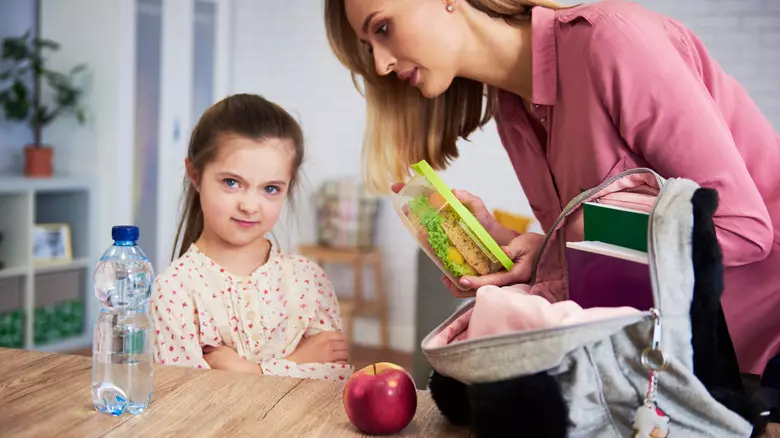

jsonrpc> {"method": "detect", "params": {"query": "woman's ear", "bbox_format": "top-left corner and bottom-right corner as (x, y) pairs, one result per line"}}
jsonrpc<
(185, 158), (200, 192)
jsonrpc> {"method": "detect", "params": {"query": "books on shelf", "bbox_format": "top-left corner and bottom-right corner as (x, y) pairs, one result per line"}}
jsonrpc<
(567, 201), (652, 310)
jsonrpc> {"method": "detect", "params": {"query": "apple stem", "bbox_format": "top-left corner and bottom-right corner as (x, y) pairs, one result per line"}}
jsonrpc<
(372, 363), (376, 374)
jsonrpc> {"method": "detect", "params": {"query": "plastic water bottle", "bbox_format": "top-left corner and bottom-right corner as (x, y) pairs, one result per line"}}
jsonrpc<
(91, 226), (155, 416)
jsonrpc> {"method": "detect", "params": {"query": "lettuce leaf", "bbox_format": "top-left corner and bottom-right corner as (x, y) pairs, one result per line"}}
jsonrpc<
(408, 194), (475, 277)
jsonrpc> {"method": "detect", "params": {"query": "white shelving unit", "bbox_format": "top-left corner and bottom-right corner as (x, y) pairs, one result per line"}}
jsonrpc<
(0, 177), (97, 352)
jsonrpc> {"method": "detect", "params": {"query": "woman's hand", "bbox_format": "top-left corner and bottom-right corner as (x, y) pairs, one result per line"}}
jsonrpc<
(451, 189), (520, 246)
(392, 183), (538, 294)
(286, 331), (349, 365)
(202, 345), (263, 375)
(441, 275), (478, 299)
(460, 232), (545, 289)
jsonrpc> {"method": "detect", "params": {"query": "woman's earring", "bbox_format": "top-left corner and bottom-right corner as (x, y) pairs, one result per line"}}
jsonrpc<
(446, 3), (455, 12)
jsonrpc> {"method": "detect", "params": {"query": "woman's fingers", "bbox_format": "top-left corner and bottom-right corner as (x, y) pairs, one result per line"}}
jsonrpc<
(461, 268), (525, 289)
(452, 189), (484, 211)
(460, 233), (542, 288)
(442, 275), (477, 299)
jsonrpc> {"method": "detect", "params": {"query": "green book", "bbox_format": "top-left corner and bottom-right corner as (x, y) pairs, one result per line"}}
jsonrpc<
(582, 202), (649, 252)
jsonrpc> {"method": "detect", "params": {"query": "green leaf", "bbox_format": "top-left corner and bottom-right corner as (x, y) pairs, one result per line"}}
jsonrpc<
(0, 31), (89, 129)
(33, 37), (60, 51)
(1, 80), (30, 121)
(70, 64), (87, 75)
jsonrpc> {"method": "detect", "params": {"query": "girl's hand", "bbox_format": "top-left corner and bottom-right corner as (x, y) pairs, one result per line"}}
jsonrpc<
(458, 232), (545, 290)
(286, 331), (349, 365)
(203, 345), (263, 374)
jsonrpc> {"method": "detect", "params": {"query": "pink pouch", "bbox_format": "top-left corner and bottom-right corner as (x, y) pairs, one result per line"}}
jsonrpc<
(427, 284), (640, 347)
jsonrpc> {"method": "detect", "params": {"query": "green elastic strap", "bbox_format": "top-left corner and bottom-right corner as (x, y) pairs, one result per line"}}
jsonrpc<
(411, 160), (514, 271)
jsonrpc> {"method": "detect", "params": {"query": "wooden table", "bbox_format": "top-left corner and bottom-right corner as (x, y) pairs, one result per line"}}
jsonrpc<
(0, 348), (471, 437)
(2, 349), (777, 438)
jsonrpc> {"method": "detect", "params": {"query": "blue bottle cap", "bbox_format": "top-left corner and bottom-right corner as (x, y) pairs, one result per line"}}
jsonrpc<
(112, 225), (140, 242)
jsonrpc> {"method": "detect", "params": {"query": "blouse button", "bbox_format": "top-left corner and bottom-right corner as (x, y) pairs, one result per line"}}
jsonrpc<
(540, 117), (547, 124)
(533, 104), (540, 109)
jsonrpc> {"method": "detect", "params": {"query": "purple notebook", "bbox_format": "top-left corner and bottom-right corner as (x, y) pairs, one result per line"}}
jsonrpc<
(565, 241), (653, 310)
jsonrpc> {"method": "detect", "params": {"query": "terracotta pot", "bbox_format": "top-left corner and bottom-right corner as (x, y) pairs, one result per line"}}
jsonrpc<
(24, 145), (54, 178)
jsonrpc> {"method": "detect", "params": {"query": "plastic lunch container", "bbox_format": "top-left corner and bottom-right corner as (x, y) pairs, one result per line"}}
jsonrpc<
(393, 160), (514, 290)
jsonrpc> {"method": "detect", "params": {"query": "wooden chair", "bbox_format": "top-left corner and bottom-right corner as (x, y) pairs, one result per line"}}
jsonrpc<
(297, 245), (389, 349)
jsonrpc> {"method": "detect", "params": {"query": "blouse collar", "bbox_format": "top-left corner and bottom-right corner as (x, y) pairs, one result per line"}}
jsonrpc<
(186, 239), (283, 282)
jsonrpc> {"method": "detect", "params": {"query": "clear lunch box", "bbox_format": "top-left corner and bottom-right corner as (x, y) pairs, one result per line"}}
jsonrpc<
(393, 160), (514, 290)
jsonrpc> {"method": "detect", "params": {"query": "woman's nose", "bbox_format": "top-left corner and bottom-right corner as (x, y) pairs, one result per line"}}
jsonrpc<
(372, 45), (397, 76)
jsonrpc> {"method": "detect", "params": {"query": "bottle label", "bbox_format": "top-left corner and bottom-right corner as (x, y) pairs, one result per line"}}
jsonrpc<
(123, 329), (147, 355)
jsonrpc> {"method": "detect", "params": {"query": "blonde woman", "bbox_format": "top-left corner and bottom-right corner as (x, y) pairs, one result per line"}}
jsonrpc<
(324, 0), (780, 381)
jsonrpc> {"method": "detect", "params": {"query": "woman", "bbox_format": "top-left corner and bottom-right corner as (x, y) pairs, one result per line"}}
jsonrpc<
(324, 0), (780, 380)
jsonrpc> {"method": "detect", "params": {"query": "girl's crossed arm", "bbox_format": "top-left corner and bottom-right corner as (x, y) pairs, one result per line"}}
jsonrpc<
(259, 258), (353, 380)
(149, 277), (210, 369)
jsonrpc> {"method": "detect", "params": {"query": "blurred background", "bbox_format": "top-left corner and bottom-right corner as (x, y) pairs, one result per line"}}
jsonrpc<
(0, 0), (777, 389)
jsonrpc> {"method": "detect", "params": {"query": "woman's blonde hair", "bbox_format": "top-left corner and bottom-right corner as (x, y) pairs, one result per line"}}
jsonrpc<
(325, 0), (566, 192)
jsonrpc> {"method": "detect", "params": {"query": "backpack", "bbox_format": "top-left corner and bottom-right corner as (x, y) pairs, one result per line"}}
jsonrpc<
(422, 170), (765, 437)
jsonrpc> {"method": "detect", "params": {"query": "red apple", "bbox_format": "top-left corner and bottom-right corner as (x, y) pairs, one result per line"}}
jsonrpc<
(343, 362), (417, 435)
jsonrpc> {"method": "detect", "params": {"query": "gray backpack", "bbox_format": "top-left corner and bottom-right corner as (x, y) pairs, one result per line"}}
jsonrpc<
(421, 176), (755, 437)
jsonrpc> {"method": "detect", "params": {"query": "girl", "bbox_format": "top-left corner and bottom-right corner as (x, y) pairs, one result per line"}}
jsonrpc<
(151, 93), (352, 381)
(323, 0), (780, 382)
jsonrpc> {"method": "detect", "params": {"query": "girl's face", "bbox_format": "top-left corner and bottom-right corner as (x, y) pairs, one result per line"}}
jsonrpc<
(344, 0), (464, 98)
(194, 135), (294, 249)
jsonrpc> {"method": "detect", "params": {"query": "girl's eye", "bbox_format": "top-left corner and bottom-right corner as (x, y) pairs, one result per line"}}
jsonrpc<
(375, 22), (388, 36)
(223, 178), (239, 188)
(265, 185), (280, 195)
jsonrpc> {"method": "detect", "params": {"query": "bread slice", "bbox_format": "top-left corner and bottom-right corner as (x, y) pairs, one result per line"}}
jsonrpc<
(441, 211), (493, 275)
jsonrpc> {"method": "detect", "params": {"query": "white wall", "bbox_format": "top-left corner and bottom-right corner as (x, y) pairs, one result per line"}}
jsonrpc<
(0, 0), (36, 174)
(38, 0), (137, 255)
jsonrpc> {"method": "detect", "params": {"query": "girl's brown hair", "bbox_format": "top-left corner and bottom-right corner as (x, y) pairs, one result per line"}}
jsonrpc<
(171, 93), (305, 259)
(324, 0), (566, 192)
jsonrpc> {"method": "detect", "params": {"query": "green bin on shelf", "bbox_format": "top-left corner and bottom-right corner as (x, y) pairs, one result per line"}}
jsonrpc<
(34, 299), (84, 345)
(0, 309), (24, 348)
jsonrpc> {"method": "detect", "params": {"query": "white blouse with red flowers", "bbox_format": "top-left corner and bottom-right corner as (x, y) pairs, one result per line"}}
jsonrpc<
(149, 243), (354, 381)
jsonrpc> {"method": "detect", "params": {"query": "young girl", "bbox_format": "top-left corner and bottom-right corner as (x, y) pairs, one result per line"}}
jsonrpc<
(150, 93), (352, 381)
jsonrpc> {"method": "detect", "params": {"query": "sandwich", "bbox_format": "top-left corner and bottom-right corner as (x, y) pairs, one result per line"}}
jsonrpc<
(408, 192), (495, 277)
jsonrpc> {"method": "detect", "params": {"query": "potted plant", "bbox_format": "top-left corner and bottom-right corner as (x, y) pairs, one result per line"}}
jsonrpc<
(0, 30), (87, 177)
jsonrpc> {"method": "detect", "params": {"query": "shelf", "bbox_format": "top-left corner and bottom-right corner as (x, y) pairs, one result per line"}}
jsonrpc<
(0, 266), (28, 279)
(0, 260), (91, 278)
(0, 181), (96, 353)
(33, 334), (91, 353)
(35, 191), (90, 260)
(0, 275), (26, 349)
(0, 177), (91, 194)
(0, 193), (32, 271)
(34, 258), (91, 274)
